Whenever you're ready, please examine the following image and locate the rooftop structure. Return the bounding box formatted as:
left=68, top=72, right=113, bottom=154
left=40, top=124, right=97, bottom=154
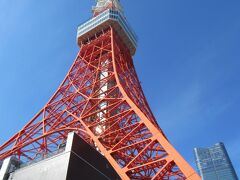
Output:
left=0, top=133, right=120, bottom=180
left=93, top=0, right=123, bottom=16
left=77, top=1, right=137, bottom=55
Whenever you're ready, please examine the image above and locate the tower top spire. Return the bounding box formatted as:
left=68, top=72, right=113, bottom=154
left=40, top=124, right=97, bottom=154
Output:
left=93, top=0, right=123, bottom=16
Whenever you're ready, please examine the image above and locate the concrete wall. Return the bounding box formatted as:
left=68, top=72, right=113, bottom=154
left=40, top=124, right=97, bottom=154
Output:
left=7, top=133, right=120, bottom=180
left=8, top=152, right=70, bottom=180
left=66, top=133, right=120, bottom=180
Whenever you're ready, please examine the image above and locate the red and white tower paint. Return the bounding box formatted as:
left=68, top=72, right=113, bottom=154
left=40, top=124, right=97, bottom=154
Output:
left=0, top=1, right=200, bottom=179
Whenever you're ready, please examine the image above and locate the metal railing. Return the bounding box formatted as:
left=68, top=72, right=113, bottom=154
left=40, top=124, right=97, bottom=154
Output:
left=18, top=146, right=66, bottom=169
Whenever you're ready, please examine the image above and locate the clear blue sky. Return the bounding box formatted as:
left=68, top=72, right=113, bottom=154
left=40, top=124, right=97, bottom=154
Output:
left=0, top=0, right=239, bottom=175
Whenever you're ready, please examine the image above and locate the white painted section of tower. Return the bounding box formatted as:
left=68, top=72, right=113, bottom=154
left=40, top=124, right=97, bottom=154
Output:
left=95, top=60, right=109, bottom=135
left=94, top=0, right=123, bottom=14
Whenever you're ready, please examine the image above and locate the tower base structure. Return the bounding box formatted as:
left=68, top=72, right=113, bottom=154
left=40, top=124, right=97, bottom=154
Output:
left=0, top=133, right=120, bottom=180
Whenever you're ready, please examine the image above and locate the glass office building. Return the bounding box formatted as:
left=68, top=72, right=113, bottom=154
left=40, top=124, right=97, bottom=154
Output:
left=194, top=142, right=238, bottom=180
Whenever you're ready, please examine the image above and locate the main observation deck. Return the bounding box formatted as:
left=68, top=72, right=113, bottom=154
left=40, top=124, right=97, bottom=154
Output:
left=77, top=9, right=137, bottom=56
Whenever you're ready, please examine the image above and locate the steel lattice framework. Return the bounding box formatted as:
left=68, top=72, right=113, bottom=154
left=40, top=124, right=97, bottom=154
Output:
left=0, top=1, right=200, bottom=180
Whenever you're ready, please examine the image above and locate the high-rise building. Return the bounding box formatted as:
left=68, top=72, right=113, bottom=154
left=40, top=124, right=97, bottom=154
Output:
left=194, top=142, right=238, bottom=180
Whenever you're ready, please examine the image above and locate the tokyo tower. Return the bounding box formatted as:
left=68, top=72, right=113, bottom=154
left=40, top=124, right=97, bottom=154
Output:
left=0, top=0, right=200, bottom=179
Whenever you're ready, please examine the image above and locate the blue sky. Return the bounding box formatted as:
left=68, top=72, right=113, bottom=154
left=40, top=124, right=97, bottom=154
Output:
left=0, top=0, right=239, bottom=176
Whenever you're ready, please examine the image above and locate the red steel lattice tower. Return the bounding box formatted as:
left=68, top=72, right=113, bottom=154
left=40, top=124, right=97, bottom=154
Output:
left=0, top=1, right=200, bottom=179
